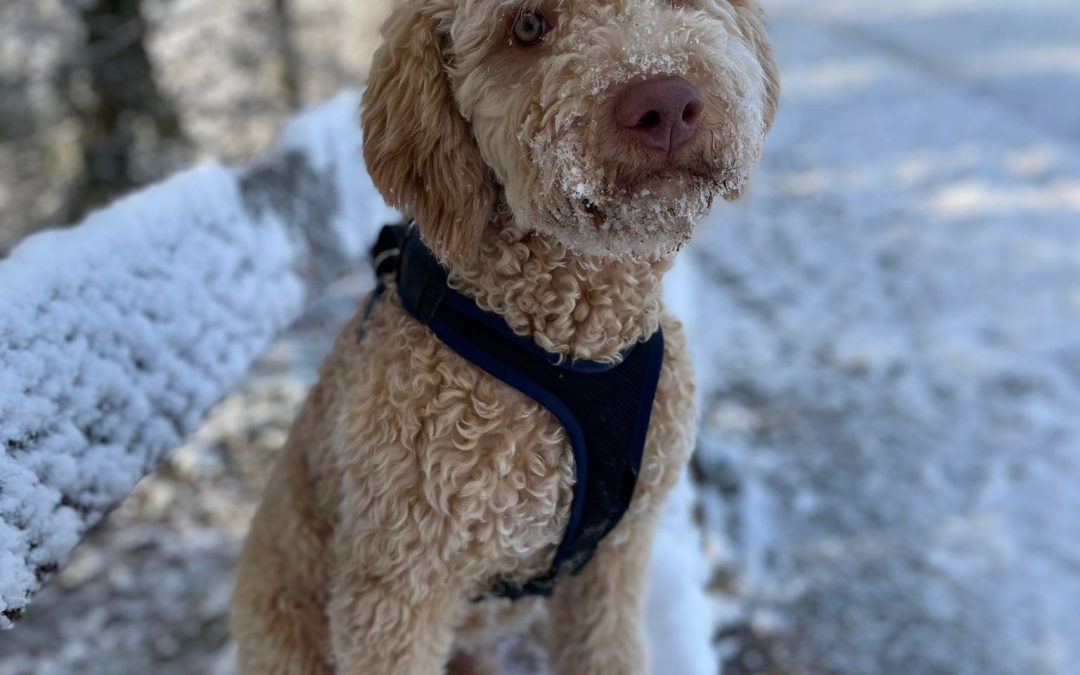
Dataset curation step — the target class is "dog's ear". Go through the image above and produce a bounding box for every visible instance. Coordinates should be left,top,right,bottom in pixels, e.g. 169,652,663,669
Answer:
722,0,779,202
731,0,780,132
362,4,495,263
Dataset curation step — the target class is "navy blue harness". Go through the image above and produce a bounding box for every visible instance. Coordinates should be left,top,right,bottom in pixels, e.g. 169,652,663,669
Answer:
363,223,665,599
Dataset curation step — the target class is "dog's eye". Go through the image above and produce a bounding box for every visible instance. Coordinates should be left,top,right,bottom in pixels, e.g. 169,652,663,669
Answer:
512,11,548,46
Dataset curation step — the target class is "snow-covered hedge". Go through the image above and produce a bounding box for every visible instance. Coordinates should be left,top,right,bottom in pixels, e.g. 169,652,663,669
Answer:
0,92,395,627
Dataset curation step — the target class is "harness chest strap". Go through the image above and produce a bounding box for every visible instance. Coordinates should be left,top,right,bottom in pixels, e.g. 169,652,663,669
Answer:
362,223,666,599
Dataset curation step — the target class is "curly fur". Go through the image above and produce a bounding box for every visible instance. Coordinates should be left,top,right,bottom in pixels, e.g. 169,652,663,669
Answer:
231,1,776,673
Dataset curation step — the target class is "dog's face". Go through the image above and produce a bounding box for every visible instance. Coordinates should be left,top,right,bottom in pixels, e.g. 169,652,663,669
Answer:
363,0,778,262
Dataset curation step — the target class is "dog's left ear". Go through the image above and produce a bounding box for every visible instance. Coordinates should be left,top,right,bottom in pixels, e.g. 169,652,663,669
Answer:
362,4,495,263
723,0,780,202
730,0,779,132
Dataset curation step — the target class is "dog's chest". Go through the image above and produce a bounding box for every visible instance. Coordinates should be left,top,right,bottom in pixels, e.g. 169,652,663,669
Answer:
452,380,577,579
343,300,574,578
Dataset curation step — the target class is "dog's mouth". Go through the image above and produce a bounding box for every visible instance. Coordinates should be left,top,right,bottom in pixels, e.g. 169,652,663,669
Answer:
575,167,721,230
581,198,606,229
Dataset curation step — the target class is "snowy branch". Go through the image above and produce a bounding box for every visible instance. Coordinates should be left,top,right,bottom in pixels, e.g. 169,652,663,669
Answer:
0,91,395,627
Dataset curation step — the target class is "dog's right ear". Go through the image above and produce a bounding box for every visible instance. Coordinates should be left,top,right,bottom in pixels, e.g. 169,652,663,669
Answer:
362,4,495,264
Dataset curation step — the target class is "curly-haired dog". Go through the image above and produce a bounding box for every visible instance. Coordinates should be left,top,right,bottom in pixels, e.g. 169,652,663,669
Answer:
231,1,777,673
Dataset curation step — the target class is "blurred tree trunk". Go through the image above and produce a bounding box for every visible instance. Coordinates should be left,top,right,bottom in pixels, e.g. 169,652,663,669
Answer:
59,0,189,222
273,0,302,110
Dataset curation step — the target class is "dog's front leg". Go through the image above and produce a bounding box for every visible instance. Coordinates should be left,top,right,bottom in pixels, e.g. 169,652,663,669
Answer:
547,510,661,675
327,560,464,675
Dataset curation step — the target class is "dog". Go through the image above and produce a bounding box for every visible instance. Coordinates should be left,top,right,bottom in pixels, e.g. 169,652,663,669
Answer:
230,1,777,673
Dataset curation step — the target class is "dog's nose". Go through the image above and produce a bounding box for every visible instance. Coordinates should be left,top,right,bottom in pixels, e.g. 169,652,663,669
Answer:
614,77,704,156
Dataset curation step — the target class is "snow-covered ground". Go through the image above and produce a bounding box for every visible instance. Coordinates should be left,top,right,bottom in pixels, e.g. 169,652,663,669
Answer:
685,1,1080,672
2,1,1079,673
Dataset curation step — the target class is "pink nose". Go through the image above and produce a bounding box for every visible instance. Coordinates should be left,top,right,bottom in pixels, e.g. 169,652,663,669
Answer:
614,77,704,156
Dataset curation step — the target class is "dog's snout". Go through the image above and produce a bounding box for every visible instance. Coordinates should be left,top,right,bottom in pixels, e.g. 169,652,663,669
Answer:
614,77,703,156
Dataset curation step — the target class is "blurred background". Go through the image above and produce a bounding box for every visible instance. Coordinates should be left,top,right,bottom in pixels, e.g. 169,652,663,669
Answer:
1,0,1079,673
0,0,393,254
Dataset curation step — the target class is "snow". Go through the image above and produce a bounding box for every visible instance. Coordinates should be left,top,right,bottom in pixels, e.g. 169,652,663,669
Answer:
0,91,396,628
681,1,1080,672
645,473,715,675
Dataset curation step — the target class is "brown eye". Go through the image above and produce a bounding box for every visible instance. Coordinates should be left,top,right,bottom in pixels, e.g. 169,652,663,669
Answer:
513,11,548,46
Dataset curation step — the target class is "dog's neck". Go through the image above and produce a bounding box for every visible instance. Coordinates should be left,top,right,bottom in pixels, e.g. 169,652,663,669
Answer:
443,222,671,364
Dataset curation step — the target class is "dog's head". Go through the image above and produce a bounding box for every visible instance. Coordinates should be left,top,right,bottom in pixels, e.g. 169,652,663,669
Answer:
363,0,778,262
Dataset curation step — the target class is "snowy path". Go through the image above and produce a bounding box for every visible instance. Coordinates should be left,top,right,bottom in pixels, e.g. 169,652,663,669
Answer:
683,1,1080,672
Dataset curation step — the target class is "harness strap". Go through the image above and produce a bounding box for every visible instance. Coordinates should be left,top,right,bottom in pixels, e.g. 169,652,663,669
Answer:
366,223,665,599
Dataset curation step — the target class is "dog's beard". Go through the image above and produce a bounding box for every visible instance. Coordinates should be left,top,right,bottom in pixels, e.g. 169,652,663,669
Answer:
545,174,716,259
522,122,741,260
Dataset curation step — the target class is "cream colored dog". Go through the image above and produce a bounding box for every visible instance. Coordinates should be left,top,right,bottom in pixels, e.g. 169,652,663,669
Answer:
231,1,777,673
